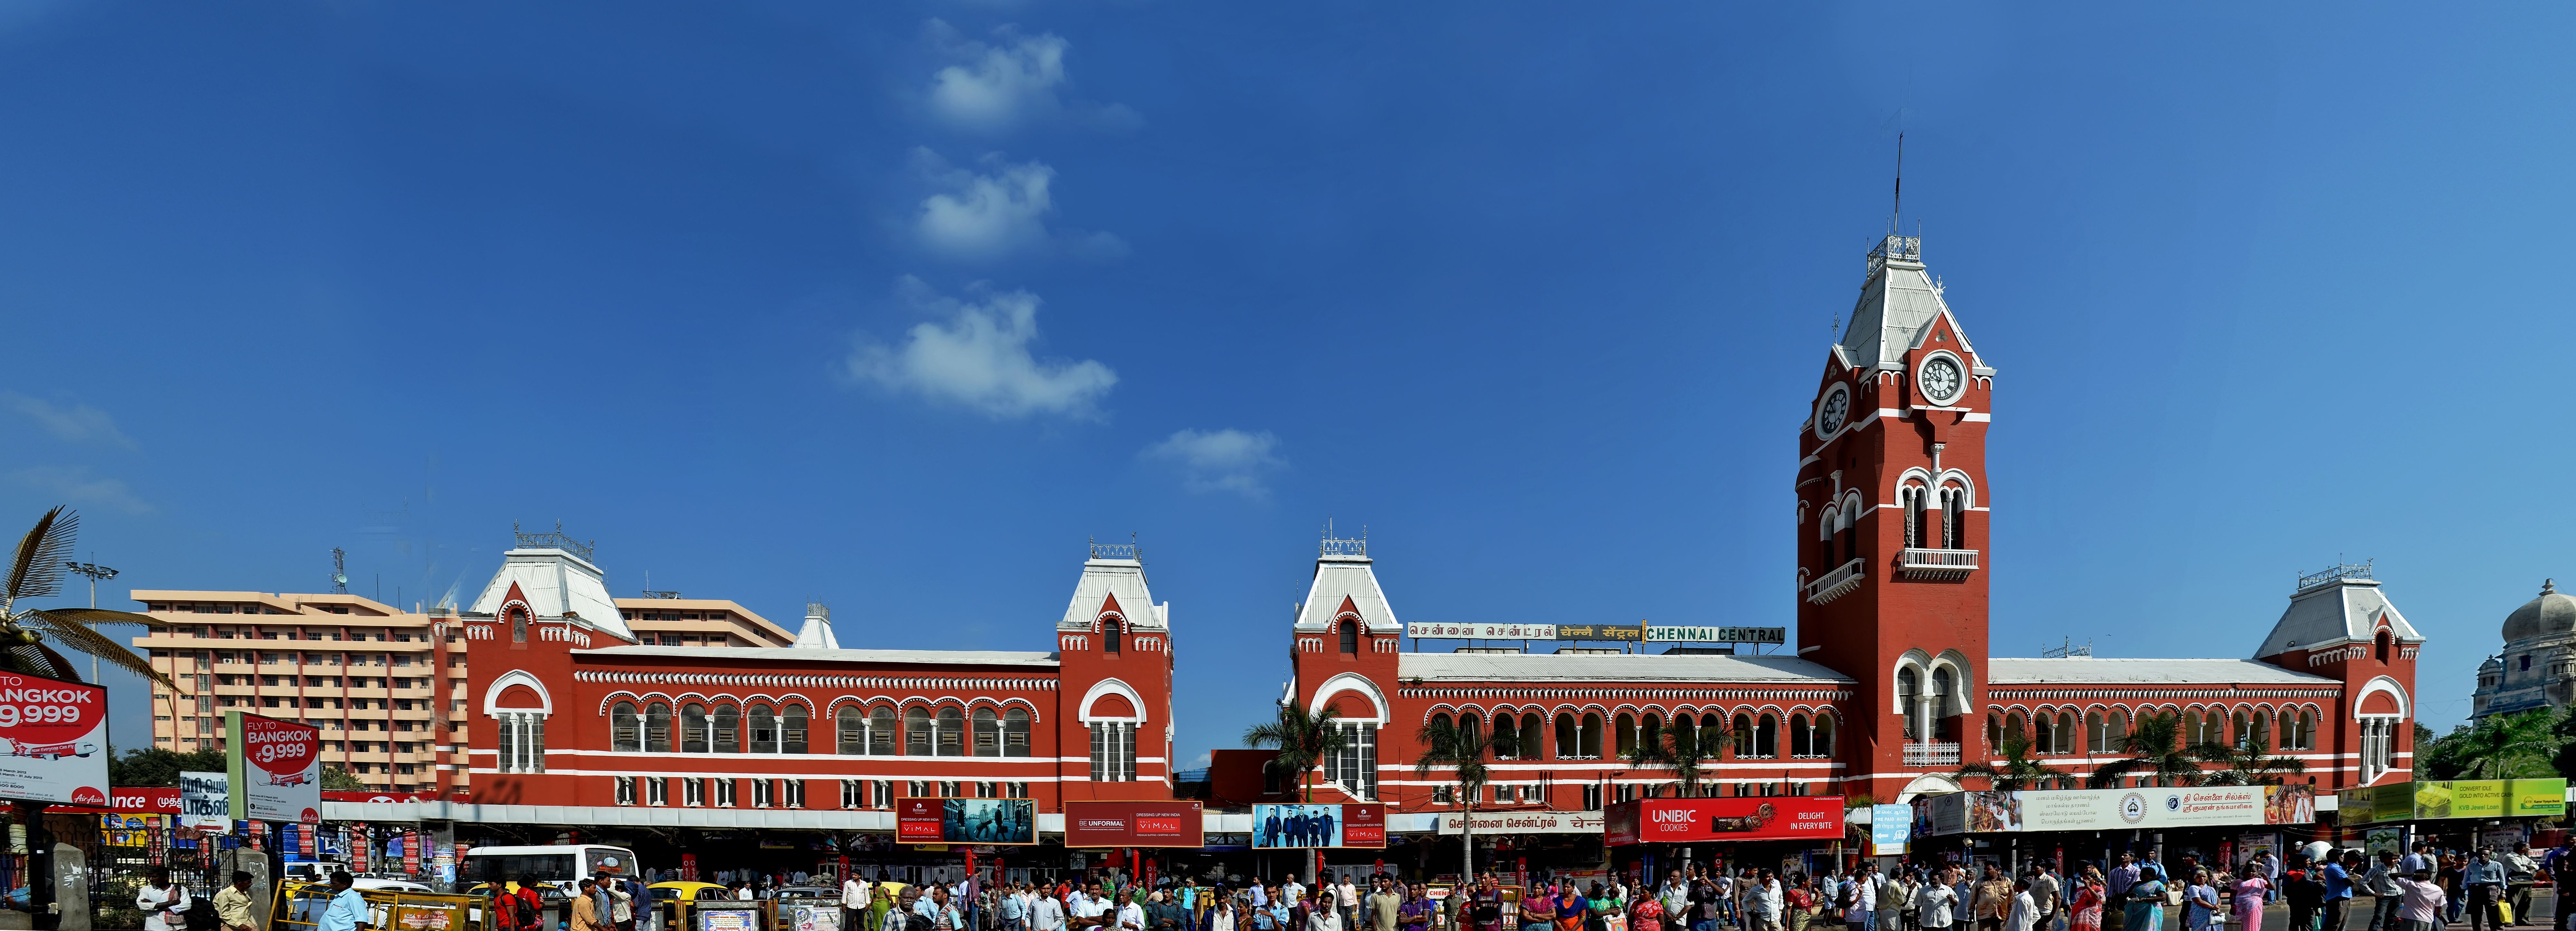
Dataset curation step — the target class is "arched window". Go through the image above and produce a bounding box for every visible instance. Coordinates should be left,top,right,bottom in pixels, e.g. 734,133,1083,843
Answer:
1580,712,1603,758
1554,713,1577,759
1985,713,2003,749
936,708,965,755
1432,712,1455,735
973,708,1001,756
646,702,672,753
1732,714,1755,757
2377,630,2393,663
904,707,931,755
838,706,864,754
1520,715,1544,761
1839,502,1861,565
1941,485,1966,549
1928,668,1955,740
1789,714,1812,758
1897,669,1921,740
680,704,709,754
2058,712,2079,754
748,704,778,754
1614,713,1637,757
1818,508,1839,572
612,702,641,753
1813,714,1836,758
1340,621,1359,655
1103,618,1122,654
1755,714,1779,758
783,704,807,753
2005,711,2027,745
1641,713,1663,757
508,604,529,643
712,704,741,753
1461,713,1484,756
870,707,898,755
1003,708,1031,757
1903,485,1928,548
1492,713,1519,759
2248,711,2271,750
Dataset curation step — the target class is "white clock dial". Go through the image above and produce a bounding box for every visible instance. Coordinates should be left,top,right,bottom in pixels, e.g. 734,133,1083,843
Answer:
1918,356,1964,404
1818,386,1850,435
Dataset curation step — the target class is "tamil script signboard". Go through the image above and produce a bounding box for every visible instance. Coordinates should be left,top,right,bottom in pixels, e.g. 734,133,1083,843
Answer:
227,711,322,823
1407,624,1558,640
0,672,109,806
1408,624,1791,643
1602,797,1845,845
1065,800,1205,848
1869,803,1912,856
178,771,229,831
1435,810,1605,835
2338,779,2566,824
1918,785,2315,835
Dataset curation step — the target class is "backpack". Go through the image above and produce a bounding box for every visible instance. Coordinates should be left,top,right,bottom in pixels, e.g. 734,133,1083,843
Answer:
511,891,541,930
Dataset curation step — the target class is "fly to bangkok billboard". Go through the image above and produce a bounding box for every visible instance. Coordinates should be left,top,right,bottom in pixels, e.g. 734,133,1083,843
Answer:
0,673,109,806
1065,801,1205,848
1603,797,1847,846
228,712,322,823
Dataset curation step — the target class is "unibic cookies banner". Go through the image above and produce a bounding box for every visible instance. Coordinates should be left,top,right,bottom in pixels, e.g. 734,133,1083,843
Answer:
1919,785,2315,836
227,711,322,823
1602,797,1845,845
1065,801,1205,848
0,672,109,805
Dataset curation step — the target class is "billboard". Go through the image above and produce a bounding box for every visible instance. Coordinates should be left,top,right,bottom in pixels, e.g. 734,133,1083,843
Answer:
2340,779,2567,823
1643,627,1788,644
1252,803,1386,848
1602,797,1846,845
1917,785,2314,835
895,797,1035,846
178,772,230,831
227,712,322,823
0,672,109,806
1065,801,1205,848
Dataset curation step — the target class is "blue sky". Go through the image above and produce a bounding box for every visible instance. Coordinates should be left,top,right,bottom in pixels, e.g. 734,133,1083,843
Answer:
11,3,2569,763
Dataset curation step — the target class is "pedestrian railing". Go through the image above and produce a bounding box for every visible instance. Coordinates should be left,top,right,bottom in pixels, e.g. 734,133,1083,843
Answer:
1903,742,1961,767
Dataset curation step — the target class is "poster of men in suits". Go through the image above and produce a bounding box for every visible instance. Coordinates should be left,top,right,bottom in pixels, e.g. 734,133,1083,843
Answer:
1252,803,1381,848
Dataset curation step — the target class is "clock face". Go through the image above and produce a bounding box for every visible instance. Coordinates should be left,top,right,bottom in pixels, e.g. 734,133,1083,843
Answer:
1918,356,1964,404
1817,385,1850,436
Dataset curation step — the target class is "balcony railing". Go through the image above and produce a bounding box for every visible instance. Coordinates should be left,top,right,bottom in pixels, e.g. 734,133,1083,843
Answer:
1904,741,1962,768
1806,558,1865,604
1898,547,1980,580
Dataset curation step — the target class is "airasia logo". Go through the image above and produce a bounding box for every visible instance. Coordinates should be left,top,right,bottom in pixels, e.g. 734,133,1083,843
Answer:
0,676,103,745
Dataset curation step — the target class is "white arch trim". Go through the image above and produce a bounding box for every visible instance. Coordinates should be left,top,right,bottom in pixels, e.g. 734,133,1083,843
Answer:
1895,774,1961,805
2355,676,2411,718
1079,677,1148,724
1307,672,1390,725
485,669,553,716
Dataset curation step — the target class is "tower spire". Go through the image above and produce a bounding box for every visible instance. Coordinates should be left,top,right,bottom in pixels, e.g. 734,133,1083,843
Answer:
1891,132,1904,234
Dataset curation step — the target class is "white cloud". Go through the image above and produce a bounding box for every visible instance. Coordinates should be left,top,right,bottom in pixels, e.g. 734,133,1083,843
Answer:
923,20,1140,135
8,466,151,514
844,278,1117,419
1,393,136,449
913,149,1127,262
1141,428,1284,499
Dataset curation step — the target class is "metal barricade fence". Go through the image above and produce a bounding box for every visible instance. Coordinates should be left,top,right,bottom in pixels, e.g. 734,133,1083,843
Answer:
274,879,492,931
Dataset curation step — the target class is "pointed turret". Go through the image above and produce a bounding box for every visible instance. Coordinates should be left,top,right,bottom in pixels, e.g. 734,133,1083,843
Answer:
793,602,840,650
1836,235,1995,379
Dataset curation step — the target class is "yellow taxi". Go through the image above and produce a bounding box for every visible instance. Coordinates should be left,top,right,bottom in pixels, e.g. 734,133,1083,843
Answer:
649,882,739,902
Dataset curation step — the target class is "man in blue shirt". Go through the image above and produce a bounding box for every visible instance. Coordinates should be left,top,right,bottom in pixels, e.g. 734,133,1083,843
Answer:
2321,851,2354,931
2464,848,2509,931
319,872,370,931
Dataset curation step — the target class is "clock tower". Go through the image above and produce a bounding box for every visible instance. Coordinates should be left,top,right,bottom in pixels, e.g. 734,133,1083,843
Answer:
1794,233,1996,803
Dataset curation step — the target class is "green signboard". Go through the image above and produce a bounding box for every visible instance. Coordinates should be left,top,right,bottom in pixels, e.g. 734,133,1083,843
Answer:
2338,779,2567,823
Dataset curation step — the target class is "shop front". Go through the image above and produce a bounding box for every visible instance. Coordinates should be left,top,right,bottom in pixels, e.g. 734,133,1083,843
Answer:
1911,784,2319,877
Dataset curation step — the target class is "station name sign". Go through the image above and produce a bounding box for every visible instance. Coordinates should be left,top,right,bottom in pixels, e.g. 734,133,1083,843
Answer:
1408,623,1786,644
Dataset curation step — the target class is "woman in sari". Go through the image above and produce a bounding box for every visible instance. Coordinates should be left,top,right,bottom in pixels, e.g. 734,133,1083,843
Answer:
1631,886,1667,931
2183,870,2221,931
1558,885,1589,931
2121,867,2164,931
2068,867,2105,931
1522,885,1558,931
2230,861,2271,931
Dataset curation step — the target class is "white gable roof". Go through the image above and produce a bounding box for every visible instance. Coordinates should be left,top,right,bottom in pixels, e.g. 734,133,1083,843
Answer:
1057,555,1168,632
1989,657,2334,686
2254,577,2422,659
1399,652,1852,684
468,547,633,641
794,604,841,650
1295,552,1400,633
1838,236,1990,373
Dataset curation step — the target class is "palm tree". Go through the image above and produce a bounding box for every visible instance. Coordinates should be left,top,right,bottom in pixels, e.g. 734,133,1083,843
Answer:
1627,718,1724,798
2435,709,2557,780
1,507,168,688
2193,743,2309,786
1241,703,1346,802
2086,713,2228,789
1415,718,1494,881
1958,730,2069,791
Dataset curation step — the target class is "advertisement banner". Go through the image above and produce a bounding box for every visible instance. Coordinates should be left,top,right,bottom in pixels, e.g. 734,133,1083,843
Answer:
2510,779,2568,817
2415,781,2506,821
1602,797,1845,845
1553,624,1643,642
0,672,109,806
1252,803,1386,848
178,772,229,831
1922,786,2313,835
2336,787,2375,824
1406,624,1558,640
228,712,321,823
1642,627,1789,644
1869,804,1912,856
895,798,1035,846
2384,779,2570,821
1435,810,1605,835
1064,801,1205,848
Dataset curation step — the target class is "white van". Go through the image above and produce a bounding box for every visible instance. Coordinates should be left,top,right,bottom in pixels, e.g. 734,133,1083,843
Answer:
460,844,642,890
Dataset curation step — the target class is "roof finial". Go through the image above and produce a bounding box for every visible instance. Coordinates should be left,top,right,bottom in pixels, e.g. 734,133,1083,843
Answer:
2546,578,2557,595
1891,131,1904,234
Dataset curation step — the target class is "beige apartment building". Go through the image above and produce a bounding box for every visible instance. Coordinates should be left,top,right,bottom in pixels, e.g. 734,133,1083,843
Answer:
130,590,792,795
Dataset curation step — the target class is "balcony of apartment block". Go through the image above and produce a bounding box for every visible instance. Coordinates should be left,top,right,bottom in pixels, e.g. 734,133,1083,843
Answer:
1896,546,1979,581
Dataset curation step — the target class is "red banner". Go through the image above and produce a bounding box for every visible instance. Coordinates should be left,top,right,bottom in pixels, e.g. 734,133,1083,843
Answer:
1602,797,1845,845
1065,801,1205,848
895,797,944,843
1341,804,1386,848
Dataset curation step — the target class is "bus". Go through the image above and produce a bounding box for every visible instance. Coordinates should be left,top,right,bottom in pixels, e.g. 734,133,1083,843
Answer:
459,844,642,889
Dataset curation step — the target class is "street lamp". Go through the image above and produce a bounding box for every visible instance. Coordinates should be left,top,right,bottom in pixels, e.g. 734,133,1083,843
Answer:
63,560,117,683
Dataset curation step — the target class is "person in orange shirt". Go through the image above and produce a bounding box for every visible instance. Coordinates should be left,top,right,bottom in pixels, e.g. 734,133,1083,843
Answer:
574,879,611,931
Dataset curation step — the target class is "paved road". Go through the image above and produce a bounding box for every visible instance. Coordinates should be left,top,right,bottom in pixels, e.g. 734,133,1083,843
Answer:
2096,890,2561,931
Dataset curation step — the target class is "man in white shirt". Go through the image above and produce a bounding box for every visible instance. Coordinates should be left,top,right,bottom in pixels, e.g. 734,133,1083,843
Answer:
1115,890,1149,931
1338,875,1362,930
1072,884,1112,931
846,873,876,931
1283,876,1306,910
1662,870,1692,922
2004,882,2037,931
1847,865,1880,931
1033,888,1068,931
137,867,193,931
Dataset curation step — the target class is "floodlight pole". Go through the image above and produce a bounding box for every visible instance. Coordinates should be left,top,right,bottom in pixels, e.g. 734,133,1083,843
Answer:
64,560,118,683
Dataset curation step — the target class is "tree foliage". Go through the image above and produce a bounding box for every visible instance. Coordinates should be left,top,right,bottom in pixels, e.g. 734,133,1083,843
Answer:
108,747,225,787
2416,708,2559,780
1415,719,1494,809
1959,730,2069,791
1627,718,1723,797
2086,713,2233,789
1242,703,1346,802
322,766,368,791
2,507,171,688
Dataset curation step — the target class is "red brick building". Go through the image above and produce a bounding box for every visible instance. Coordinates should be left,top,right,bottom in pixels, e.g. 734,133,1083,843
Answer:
462,541,1176,823
1287,234,2420,814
